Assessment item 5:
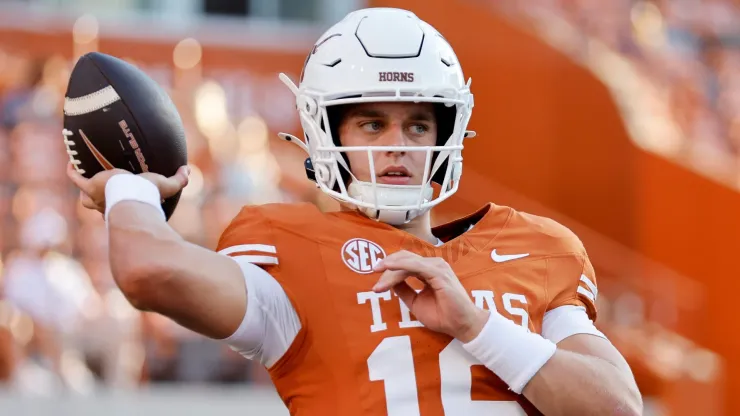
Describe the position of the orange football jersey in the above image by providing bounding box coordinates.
[217,202,598,416]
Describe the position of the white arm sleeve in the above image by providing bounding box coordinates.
[542,305,607,344]
[223,257,301,368]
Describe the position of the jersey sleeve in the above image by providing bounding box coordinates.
[216,206,301,368]
[217,206,281,268]
[546,237,599,321]
[541,305,606,344]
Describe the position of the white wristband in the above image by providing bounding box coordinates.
[104,174,166,224]
[463,311,557,394]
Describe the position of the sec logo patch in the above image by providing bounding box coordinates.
[342,238,386,274]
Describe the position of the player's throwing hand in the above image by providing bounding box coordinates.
[372,250,490,343]
[67,162,190,214]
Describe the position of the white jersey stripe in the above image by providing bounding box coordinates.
[577,286,595,303]
[579,274,598,299]
[64,86,121,116]
[219,244,277,256]
[231,255,279,265]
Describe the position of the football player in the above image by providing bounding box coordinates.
[68,8,642,416]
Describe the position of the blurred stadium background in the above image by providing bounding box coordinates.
[0,0,737,414]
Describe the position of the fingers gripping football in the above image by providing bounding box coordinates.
[372,250,489,342]
[68,162,130,212]
[79,190,99,210]
[140,167,190,199]
[67,162,189,214]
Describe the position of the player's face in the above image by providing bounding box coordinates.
[337,102,438,186]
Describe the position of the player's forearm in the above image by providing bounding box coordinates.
[107,201,246,338]
[522,349,642,416]
[107,201,183,304]
[461,310,640,416]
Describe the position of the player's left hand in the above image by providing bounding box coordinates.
[373,250,489,343]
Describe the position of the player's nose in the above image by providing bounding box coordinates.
[379,124,408,153]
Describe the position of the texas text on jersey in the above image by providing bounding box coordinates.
[216,202,603,415]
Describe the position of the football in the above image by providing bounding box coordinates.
[62,52,187,220]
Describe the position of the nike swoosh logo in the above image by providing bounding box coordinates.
[491,250,530,263]
[78,129,114,170]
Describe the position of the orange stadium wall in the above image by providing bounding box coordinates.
[637,151,740,412]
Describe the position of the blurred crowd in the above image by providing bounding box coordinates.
[0,48,316,394]
[495,0,740,158]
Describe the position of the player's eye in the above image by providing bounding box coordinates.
[408,123,430,135]
[360,121,382,133]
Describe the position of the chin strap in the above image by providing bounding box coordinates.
[374,209,412,225]
[348,181,434,225]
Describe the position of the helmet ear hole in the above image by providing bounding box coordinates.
[300,96,318,116]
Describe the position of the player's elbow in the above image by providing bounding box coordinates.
[109,230,179,311]
[112,258,173,311]
[612,386,643,416]
[614,402,642,416]
[627,392,644,416]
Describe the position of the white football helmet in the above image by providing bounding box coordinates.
[279,8,475,225]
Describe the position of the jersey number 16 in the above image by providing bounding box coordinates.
[368,335,526,415]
